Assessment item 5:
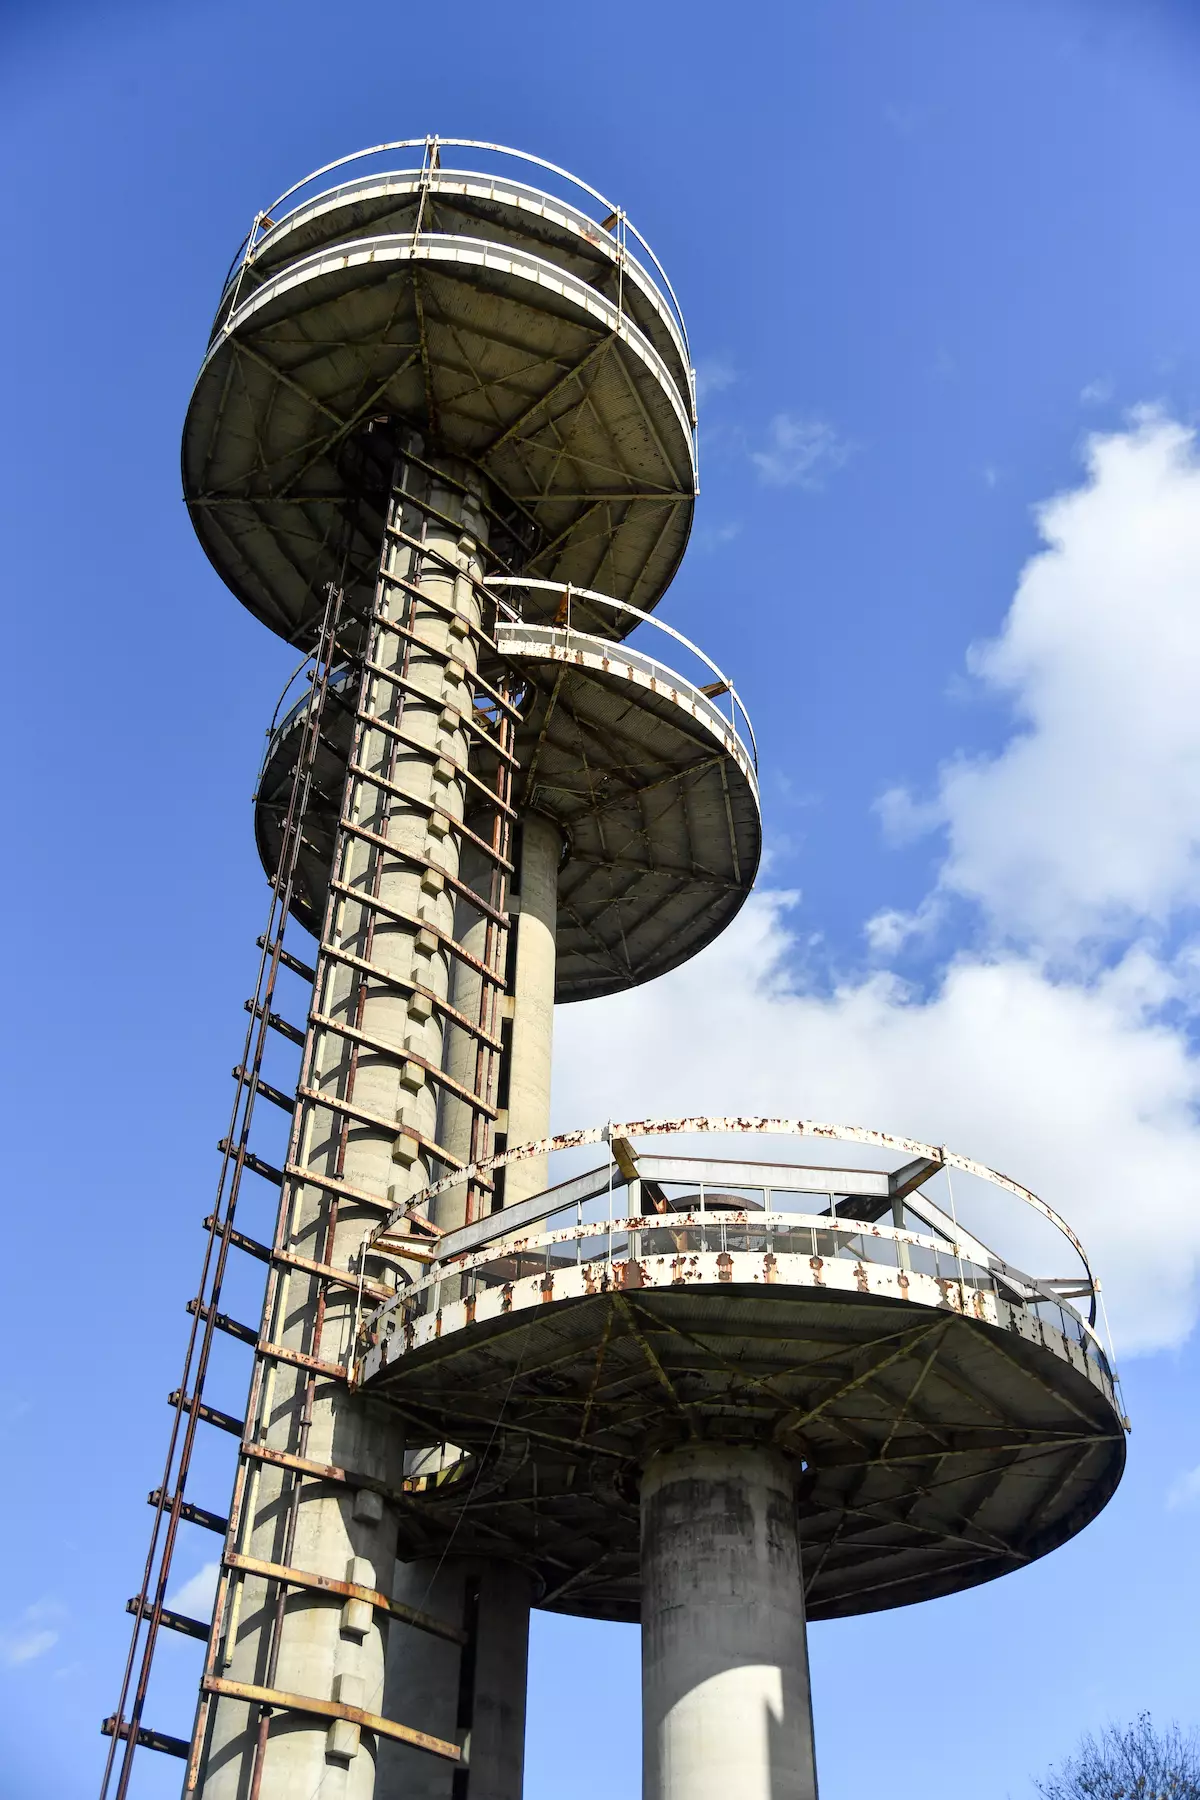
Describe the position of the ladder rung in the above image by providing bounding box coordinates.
[186,1299,257,1346]
[204,1216,271,1264]
[318,938,503,1050]
[272,1245,393,1302]
[256,934,316,983]
[223,1549,467,1644]
[231,1066,296,1113]
[126,1596,210,1642]
[168,1391,245,1437]
[335,816,510,928]
[308,1009,499,1120]
[345,760,515,872]
[257,1338,347,1381]
[101,1716,189,1759]
[147,1490,229,1536]
[241,1440,404,1508]
[243,999,305,1046]
[218,1141,284,1186]
[327,878,506,989]
[200,1676,463,1763]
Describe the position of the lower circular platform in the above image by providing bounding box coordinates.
[357,1121,1125,1622]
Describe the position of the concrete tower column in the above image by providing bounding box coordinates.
[377,1558,533,1800]
[641,1444,818,1800]
[198,443,490,1800]
[503,811,560,1204]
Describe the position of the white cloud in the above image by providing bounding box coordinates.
[554,900,1200,1354]
[1166,1464,1200,1510]
[892,413,1200,952]
[167,1561,219,1619]
[1081,377,1114,404]
[694,357,737,402]
[750,414,853,489]
[1,1600,64,1668]
[695,520,742,553]
[553,412,1200,1356]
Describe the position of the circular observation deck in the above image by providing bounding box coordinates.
[356,1120,1126,1623]
[254,585,761,1000]
[183,140,698,648]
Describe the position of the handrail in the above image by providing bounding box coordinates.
[229,137,691,362]
[229,165,690,380]
[370,1117,1101,1311]
[378,1204,1108,1368]
[486,578,759,769]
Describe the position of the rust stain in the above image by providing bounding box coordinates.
[809,1256,825,1286]
[464,1295,476,1324]
[540,1273,555,1304]
[717,1251,733,1283]
[763,1253,778,1285]
[853,1261,869,1294]
[501,1283,514,1313]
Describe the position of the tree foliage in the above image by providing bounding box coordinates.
[1036,1715,1200,1800]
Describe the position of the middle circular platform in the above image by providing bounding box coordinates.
[254,601,761,1001]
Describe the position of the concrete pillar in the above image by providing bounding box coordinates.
[198,442,491,1800]
[641,1444,818,1800]
[504,812,560,1205]
[377,1558,534,1800]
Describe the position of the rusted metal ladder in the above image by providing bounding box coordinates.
[100,575,352,1792]
[100,475,521,1794]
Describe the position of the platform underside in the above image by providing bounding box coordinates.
[183,235,696,646]
[363,1274,1124,1622]
[255,629,760,1000]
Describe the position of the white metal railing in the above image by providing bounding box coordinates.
[218,136,692,368]
[382,1197,1111,1380]
[487,578,758,770]
[363,1117,1122,1390]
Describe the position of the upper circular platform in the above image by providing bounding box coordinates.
[357,1119,1125,1623]
[253,586,760,1000]
[183,140,698,648]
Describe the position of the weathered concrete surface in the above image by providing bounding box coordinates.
[641,1444,818,1800]
[503,811,560,1204]
[377,1557,533,1800]
[197,445,486,1800]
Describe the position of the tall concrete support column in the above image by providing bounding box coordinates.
[641,1444,818,1800]
[198,443,490,1800]
[378,1558,534,1800]
[503,811,559,1204]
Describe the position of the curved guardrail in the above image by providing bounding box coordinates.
[220,136,692,365]
[487,578,758,767]
[363,1117,1119,1380]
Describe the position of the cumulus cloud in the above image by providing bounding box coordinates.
[902,412,1200,951]
[693,357,737,401]
[750,414,853,489]
[1,1600,64,1668]
[167,1561,219,1619]
[555,900,1200,1353]
[553,412,1200,1356]
[1166,1464,1200,1510]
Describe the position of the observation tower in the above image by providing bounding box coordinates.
[101,139,1127,1800]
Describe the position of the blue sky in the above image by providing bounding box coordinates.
[4,0,1200,1795]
